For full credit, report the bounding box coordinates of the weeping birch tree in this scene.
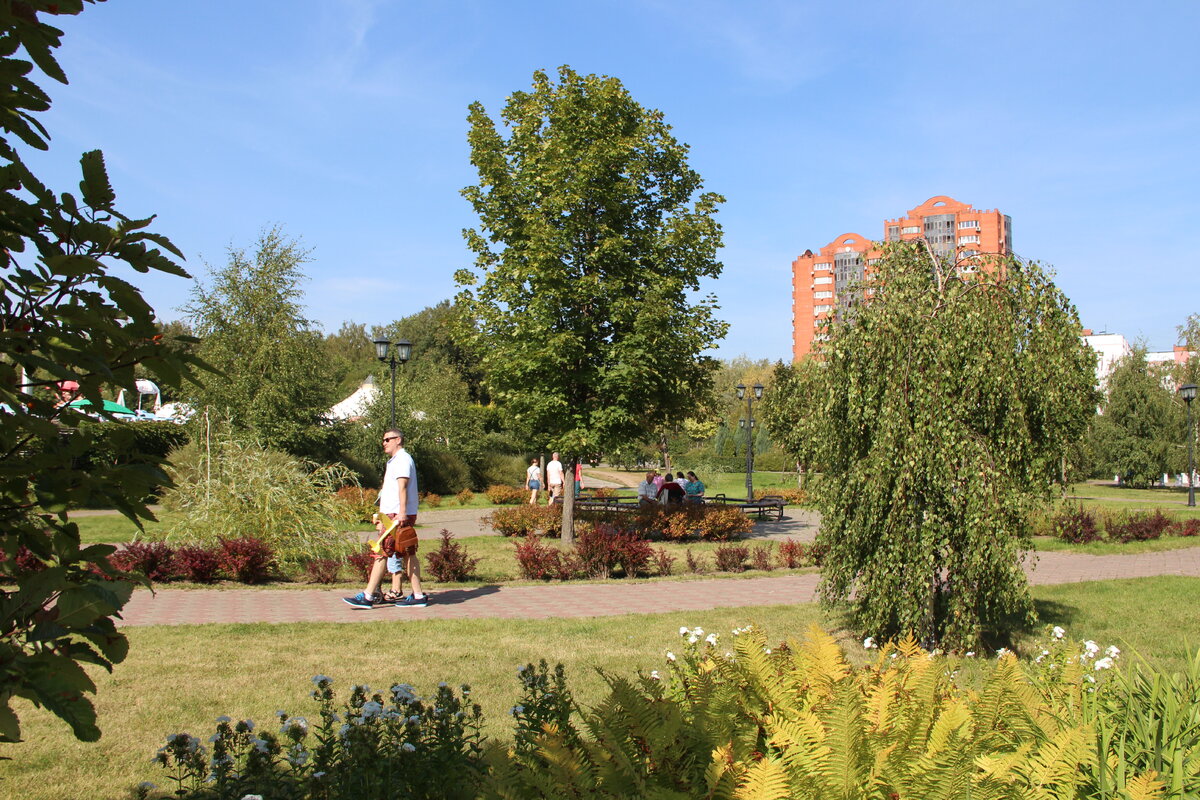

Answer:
[773,242,1095,649]
[455,66,727,542]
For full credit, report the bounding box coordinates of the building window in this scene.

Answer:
[813,305,832,314]
[814,262,831,271]
[960,249,979,258]
[814,276,832,285]
[867,258,881,265]
[814,290,833,299]
[901,226,920,234]
[958,220,979,229]
[886,226,899,241]
[958,235,979,244]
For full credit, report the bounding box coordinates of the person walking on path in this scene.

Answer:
[525,458,542,505]
[546,452,564,504]
[344,429,428,609]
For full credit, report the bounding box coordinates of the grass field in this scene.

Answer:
[1,575,1196,799]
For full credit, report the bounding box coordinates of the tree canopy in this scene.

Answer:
[767,243,1096,649]
[455,65,727,463]
[184,227,337,460]
[1087,348,1185,487]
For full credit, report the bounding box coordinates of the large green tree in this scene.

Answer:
[0,0,204,743]
[771,243,1095,649]
[456,66,727,540]
[184,227,338,460]
[1088,348,1185,487]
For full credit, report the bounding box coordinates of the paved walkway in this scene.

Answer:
[118,547,1200,627]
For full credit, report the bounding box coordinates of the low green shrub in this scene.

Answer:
[484,505,561,537]
[158,431,358,566]
[484,484,524,505]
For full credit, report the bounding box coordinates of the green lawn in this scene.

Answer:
[1034,534,1200,554]
[2,575,1196,800]
[1063,481,1195,503]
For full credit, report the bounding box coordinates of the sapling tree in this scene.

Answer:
[456,66,727,541]
[773,242,1096,649]
[0,0,205,743]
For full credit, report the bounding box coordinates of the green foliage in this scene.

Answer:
[75,420,189,483]
[156,427,358,566]
[149,677,486,800]
[374,299,489,404]
[1088,348,1187,487]
[183,227,339,461]
[0,0,207,744]
[772,243,1097,650]
[456,64,727,467]
[486,625,1133,799]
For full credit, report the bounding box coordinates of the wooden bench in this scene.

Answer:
[706,493,785,520]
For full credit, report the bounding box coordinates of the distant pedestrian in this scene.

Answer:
[546,452,564,505]
[525,458,542,505]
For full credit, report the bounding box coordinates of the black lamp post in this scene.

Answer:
[372,337,412,428]
[1182,383,1197,507]
[736,382,764,501]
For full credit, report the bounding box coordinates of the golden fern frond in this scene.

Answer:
[734,757,791,800]
[1019,724,1095,796]
[796,624,851,695]
[864,668,901,732]
[1124,770,1167,800]
[705,743,743,800]
[894,632,924,660]
[814,679,868,797]
[767,711,832,786]
[974,742,1033,782]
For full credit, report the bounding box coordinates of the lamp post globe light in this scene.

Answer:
[1182,383,1197,507]
[736,382,764,501]
[372,337,412,429]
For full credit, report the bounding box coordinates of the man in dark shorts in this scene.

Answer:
[344,429,428,608]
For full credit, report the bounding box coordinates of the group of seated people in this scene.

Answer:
[637,468,706,506]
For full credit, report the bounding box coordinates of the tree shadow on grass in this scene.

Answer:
[982,597,1081,654]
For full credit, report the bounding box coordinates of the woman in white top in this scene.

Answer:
[525,458,542,505]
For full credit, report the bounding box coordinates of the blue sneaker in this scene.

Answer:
[395,594,428,608]
[343,592,375,609]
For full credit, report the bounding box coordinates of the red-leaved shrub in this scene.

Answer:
[1167,517,1200,537]
[347,550,375,581]
[335,486,379,522]
[304,558,342,584]
[514,535,581,580]
[652,547,675,576]
[778,539,808,569]
[750,543,775,571]
[173,545,222,583]
[684,548,708,573]
[1105,510,1172,543]
[110,541,176,581]
[217,537,276,584]
[425,530,481,582]
[714,543,749,572]
[574,524,654,579]
[1051,505,1102,543]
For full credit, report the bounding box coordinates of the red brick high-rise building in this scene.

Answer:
[791,196,1013,361]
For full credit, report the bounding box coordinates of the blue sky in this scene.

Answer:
[28,0,1200,361]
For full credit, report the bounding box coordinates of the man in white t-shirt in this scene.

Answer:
[344,429,428,608]
[546,452,564,504]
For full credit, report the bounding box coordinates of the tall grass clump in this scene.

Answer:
[157,429,358,567]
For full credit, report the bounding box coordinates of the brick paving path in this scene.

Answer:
[118,547,1200,627]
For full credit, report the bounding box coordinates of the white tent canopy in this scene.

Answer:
[328,375,378,421]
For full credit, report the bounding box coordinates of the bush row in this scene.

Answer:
[514,535,819,580]
[485,504,754,541]
[1049,506,1200,543]
[106,530,483,586]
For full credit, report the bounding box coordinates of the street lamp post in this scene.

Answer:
[736,382,764,501]
[372,337,412,429]
[1182,383,1197,507]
